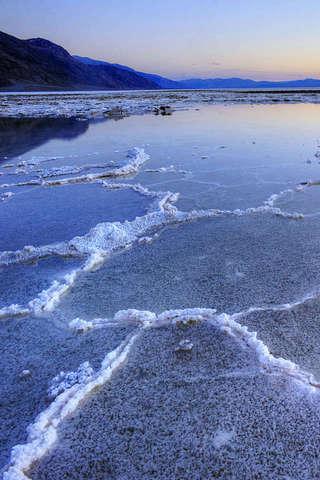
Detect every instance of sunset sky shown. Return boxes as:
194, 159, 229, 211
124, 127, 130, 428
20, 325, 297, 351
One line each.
1, 0, 320, 80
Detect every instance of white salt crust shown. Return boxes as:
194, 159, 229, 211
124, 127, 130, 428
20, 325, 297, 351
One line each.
3, 90, 320, 119
0, 151, 305, 321
4, 298, 320, 479
3, 332, 139, 480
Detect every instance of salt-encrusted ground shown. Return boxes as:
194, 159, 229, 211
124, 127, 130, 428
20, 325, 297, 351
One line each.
2, 102, 320, 479
2, 89, 320, 118
30, 322, 320, 480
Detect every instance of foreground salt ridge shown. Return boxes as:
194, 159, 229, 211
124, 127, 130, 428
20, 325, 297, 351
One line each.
0, 147, 149, 189
3, 332, 140, 480
69, 301, 320, 391
0, 148, 307, 320
0, 174, 305, 319
0, 155, 306, 272
0, 162, 188, 183
0, 200, 303, 320
3, 90, 320, 119
4, 297, 320, 479
0, 172, 181, 319
0, 252, 107, 321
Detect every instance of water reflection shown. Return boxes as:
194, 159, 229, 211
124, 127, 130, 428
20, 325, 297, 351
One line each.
0, 117, 89, 160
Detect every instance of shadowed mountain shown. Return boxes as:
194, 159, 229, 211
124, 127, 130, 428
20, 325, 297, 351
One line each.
0, 117, 89, 159
74, 55, 181, 89
0, 31, 159, 91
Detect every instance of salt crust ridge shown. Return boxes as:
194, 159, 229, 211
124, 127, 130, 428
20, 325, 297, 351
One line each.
0, 149, 306, 320
4, 297, 320, 479
3, 332, 139, 480
0, 147, 149, 189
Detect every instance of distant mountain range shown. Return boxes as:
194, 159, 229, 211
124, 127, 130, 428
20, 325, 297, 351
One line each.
2, 30, 320, 91
175, 77, 320, 89
75, 55, 320, 90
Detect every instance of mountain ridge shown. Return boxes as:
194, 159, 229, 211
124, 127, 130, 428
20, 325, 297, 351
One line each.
73, 55, 181, 89
2, 30, 320, 91
0, 31, 159, 91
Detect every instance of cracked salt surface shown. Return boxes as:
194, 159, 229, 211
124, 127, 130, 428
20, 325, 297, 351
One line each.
0, 257, 81, 309
0, 314, 137, 471
3, 103, 320, 478
27, 320, 320, 480
55, 213, 320, 320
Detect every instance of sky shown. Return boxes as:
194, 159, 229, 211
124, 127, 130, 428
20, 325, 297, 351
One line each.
1, 0, 320, 80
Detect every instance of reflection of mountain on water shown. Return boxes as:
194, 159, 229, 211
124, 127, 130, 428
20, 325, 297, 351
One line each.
0, 117, 89, 160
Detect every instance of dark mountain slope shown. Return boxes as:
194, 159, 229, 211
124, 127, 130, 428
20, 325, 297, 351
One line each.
74, 55, 181, 89
0, 31, 158, 91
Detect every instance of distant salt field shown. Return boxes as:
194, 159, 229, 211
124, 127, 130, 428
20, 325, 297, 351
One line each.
3, 88, 320, 119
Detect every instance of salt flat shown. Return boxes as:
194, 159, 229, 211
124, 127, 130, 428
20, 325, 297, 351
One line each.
2, 89, 320, 118
2, 102, 320, 479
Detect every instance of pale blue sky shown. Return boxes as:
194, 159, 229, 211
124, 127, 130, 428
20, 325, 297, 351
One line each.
1, 0, 320, 80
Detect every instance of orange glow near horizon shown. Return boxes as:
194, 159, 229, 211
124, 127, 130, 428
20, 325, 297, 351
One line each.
2, 0, 320, 81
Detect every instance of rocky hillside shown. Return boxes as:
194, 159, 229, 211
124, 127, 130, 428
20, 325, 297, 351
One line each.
0, 31, 159, 91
